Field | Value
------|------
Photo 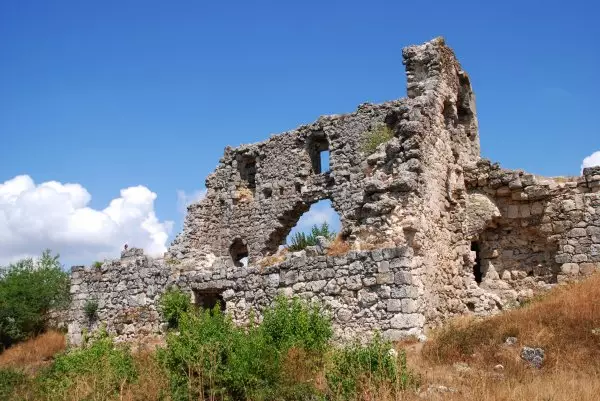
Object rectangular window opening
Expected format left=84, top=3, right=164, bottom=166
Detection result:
left=471, top=241, right=483, bottom=284
left=194, top=289, right=226, bottom=312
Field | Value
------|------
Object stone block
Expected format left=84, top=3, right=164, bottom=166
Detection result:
left=376, top=272, right=394, bottom=285
left=387, top=299, right=402, bottom=312
left=394, top=272, right=413, bottom=285
left=390, top=313, right=425, bottom=329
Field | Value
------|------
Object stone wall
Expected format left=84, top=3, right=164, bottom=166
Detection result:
left=66, top=37, right=600, bottom=345
left=461, top=162, right=600, bottom=305
left=68, top=248, right=170, bottom=345
left=68, top=246, right=424, bottom=344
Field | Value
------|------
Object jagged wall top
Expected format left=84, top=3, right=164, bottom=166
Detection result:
left=167, top=37, right=480, bottom=268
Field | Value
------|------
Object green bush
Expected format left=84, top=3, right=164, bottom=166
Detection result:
left=0, top=250, right=70, bottom=349
left=361, top=123, right=394, bottom=155
left=0, top=368, right=28, bottom=400
left=158, top=287, right=192, bottom=328
left=37, top=329, right=137, bottom=400
left=261, top=294, right=333, bottom=353
left=288, top=222, right=336, bottom=252
left=83, top=299, right=99, bottom=321
left=326, top=334, right=419, bottom=400
left=159, top=296, right=333, bottom=400
left=92, top=261, right=102, bottom=269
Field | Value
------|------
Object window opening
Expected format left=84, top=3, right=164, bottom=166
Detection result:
left=194, top=289, right=226, bottom=312
left=230, top=238, right=249, bottom=267
left=237, top=155, right=257, bottom=191
left=285, top=199, right=341, bottom=249
left=471, top=241, right=483, bottom=284
left=307, top=131, right=330, bottom=174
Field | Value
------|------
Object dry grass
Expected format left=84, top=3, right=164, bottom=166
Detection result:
left=327, top=235, right=351, bottom=256
left=258, top=248, right=288, bottom=269
left=0, top=330, right=65, bottom=373
left=423, top=273, right=600, bottom=370
left=405, top=273, right=600, bottom=401
left=119, top=353, right=171, bottom=401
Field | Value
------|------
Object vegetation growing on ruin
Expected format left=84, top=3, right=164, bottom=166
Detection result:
left=158, top=288, right=191, bottom=328
left=288, top=222, right=336, bottom=251
left=3, top=274, right=600, bottom=400
left=0, top=250, right=70, bottom=350
left=361, top=123, right=394, bottom=155
left=83, top=300, right=99, bottom=321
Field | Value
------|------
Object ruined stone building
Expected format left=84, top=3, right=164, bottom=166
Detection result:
left=67, top=37, right=600, bottom=345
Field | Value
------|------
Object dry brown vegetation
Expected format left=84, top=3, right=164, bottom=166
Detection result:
left=326, top=235, right=351, bottom=256
left=3, top=274, right=600, bottom=400
left=0, top=330, right=65, bottom=374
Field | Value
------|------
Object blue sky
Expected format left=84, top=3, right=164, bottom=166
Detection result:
left=0, top=0, right=599, bottom=265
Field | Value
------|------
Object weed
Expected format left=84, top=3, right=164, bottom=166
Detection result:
left=0, top=368, right=28, bottom=400
left=361, top=123, right=394, bottom=155
left=326, top=333, right=419, bottom=399
left=37, top=329, right=137, bottom=401
left=158, top=288, right=192, bottom=329
left=92, top=261, right=102, bottom=269
left=83, top=299, right=99, bottom=321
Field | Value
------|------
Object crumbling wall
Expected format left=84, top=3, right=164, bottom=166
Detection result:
left=68, top=246, right=425, bottom=344
left=68, top=248, right=170, bottom=345
left=462, top=162, right=600, bottom=305
left=67, top=37, right=600, bottom=345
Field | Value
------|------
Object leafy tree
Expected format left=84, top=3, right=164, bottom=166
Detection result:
left=288, top=222, right=336, bottom=251
left=0, top=250, right=70, bottom=350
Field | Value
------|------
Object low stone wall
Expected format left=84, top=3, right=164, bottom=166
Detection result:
left=67, top=247, right=425, bottom=345
left=68, top=249, right=170, bottom=345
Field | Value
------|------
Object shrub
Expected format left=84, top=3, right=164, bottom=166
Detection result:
left=158, top=288, right=192, bottom=329
left=0, top=368, right=28, bottom=400
left=261, top=295, right=333, bottom=353
left=0, top=250, right=70, bottom=349
left=159, top=296, right=334, bottom=400
left=157, top=306, right=237, bottom=400
left=83, top=299, right=99, bottom=321
left=37, top=329, right=137, bottom=400
left=288, top=222, right=336, bottom=251
left=326, top=334, right=419, bottom=400
left=361, top=123, right=394, bottom=155
left=92, top=261, right=102, bottom=269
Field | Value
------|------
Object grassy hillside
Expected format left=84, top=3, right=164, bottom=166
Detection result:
left=1, top=275, right=599, bottom=400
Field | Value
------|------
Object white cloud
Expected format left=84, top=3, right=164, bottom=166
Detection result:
left=176, top=188, right=207, bottom=214
left=0, top=175, right=173, bottom=266
left=582, top=151, right=600, bottom=173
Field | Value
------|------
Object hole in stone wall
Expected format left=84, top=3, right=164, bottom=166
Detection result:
left=279, top=187, right=285, bottom=196
left=295, top=183, right=302, bottom=193
left=194, top=289, right=226, bottom=312
left=263, top=187, right=272, bottom=199
left=230, top=238, right=249, bottom=267
left=306, top=131, right=330, bottom=174
left=466, top=302, right=475, bottom=312
left=471, top=241, right=483, bottom=284
left=237, top=155, right=257, bottom=191
left=457, top=72, right=475, bottom=137
left=285, top=199, right=342, bottom=247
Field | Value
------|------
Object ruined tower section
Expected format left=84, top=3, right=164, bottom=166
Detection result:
left=167, top=38, right=480, bottom=272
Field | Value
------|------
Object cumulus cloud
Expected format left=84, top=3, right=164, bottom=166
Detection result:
left=582, top=151, right=600, bottom=173
left=0, top=175, right=173, bottom=266
left=176, top=188, right=207, bottom=214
